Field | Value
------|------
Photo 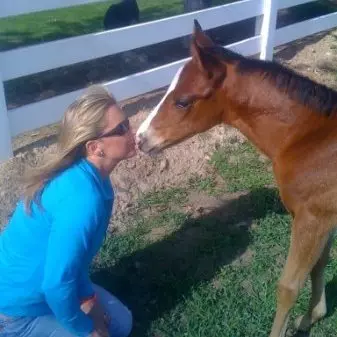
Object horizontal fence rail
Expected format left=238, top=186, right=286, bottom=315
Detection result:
left=0, top=0, right=263, bottom=81
left=0, top=0, right=336, bottom=161
left=275, top=11, right=337, bottom=46
left=8, top=35, right=262, bottom=137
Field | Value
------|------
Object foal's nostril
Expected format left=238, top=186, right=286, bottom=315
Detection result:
left=135, top=132, right=154, bottom=153
left=136, top=133, right=145, bottom=149
left=136, top=133, right=143, bottom=143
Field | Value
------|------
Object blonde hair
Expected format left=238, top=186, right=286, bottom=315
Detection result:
left=23, top=85, right=117, bottom=213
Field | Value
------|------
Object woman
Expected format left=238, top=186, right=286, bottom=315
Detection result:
left=0, top=85, right=135, bottom=337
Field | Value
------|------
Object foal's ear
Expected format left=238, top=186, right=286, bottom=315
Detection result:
left=190, top=21, right=225, bottom=82
left=192, top=19, right=215, bottom=49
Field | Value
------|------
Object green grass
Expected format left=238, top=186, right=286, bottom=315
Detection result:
left=0, top=0, right=233, bottom=51
left=211, top=142, right=274, bottom=192
left=0, top=0, right=180, bottom=51
left=90, top=142, right=337, bottom=337
left=188, top=174, right=218, bottom=195
left=139, top=187, right=188, bottom=208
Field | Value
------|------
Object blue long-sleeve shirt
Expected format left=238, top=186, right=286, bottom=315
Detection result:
left=0, top=158, right=114, bottom=336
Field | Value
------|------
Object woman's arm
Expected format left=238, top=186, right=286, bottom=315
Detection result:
left=78, top=264, right=95, bottom=300
left=41, top=195, right=103, bottom=337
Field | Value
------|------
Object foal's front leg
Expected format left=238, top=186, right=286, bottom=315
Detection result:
left=269, top=211, right=330, bottom=337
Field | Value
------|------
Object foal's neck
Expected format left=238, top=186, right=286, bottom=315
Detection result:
left=222, top=70, right=319, bottom=160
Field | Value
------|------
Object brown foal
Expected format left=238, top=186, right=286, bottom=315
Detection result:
left=136, top=20, right=337, bottom=337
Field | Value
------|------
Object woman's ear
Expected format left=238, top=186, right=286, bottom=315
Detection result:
left=85, top=140, right=98, bottom=157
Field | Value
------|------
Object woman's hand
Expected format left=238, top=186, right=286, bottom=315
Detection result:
left=89, top=301, right=110, bottom=337
left=90, top=329, right=108, bottom=337
left=82, top=296, right=111, bottom=337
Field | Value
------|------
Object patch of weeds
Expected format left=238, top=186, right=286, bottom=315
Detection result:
left=92, top=176, right=337, bottom=337
left=188, top=174, right=217, bottom=195
left=145, top=211, right=292, bottom=337
left=147, top=210, right=337, bottom=337
left=139, top=187, right=188, bottom=209
left=211, top=142, right=274, bottom=192
left=148, top=210, right=188, bottom=231
left=97, top=209, right=187, bottom=268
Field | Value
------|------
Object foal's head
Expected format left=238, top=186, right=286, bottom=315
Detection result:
left=136, top=20, right=229, bottom=154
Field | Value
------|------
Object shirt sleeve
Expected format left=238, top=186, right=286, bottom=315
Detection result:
left=41, top=195, right=102, bottom=337
left=78, top=265, right=95, bottom=300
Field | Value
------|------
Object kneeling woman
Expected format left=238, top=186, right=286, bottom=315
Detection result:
left=0, top=85, right=135, bottom=337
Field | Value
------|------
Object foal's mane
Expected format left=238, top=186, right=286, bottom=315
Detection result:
left=207, top=45, right=337, bottom=117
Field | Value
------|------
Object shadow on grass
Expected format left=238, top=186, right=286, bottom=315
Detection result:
left=91, top=186, right=287, bottom=336
left=326, top=274, right=337, bottom=318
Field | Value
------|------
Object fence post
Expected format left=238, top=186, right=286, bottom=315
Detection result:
left=0, top=72, right=13, bottom=162
left=259, top=0, right=278, bottom=60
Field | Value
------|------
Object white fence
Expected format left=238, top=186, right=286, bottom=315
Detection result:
left=0, top=0, right=336, bottom=161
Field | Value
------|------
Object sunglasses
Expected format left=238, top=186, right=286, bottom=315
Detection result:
left=99, top=118, right=130, bottom=138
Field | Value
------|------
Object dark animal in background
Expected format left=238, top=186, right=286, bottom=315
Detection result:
left=103, top=0, right=140, bottom=30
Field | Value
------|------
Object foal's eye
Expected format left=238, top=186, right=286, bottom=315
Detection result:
left=175, top=98, right=191, bottom=109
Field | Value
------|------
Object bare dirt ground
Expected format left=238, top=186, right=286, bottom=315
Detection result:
left=1, top=28, right=336, bottom=230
